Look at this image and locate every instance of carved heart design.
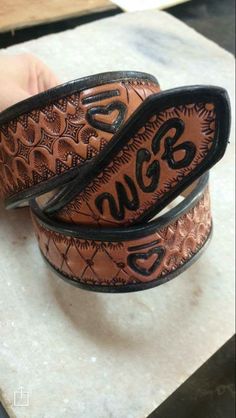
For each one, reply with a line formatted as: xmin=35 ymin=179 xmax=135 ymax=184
xmin=128 ymin=246 xmax=165 ymax=276
xmin=86 ymin=101 xmax=127 ymax=134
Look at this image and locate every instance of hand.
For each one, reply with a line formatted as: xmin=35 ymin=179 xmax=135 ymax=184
xmin=0 ymin=53 xmax=59 ymax=112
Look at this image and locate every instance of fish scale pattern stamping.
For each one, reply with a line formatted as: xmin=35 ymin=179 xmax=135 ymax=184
xmin=0 ymin=80 xmax=159 ymax=200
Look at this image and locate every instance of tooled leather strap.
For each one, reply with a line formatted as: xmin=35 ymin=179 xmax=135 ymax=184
xmin=43 ymin=86 xmax=230 ymax=226
xmin=0 ymin=71 xmax=160 ymax=208
xmin=0 ymin=73 xmax=231 ymax=293
xmin=31 ymin=174 xmax=212 ymax=292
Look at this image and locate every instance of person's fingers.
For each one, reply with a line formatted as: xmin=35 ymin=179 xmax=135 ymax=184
xmin=0 ymin=84 xmax=29 ymax=112
xmin=25 ymin=53 xmax=60 ymax=95
xmin=0 ymin=53 xmax=60 ymax=111
xmin=0 ymin=54 xmax=30 ymax=94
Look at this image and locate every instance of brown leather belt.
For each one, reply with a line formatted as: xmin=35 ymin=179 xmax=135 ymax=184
xmin=0 ymin=71 xmax=231 ymax=293
xmin=0 ymin=72 xmax=160 ymax=208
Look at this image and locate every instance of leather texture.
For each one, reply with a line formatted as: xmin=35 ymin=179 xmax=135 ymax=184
xmin=54 ymin=97 xmax=219 ymax=226
xmin=0 ymin=73 xmax=159 ymax=207
xmin=31 ymin=179 xmax=212 ymax=292
xmin=0 ymin=71 xmax=231 ymax=293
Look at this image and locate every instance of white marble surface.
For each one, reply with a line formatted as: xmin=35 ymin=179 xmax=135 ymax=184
xmin=0 ymin=10 xmax=235 ymax=418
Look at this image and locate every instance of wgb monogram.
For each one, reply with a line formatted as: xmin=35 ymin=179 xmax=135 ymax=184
xmin=95 ymin=117 xmax=196 ymax=221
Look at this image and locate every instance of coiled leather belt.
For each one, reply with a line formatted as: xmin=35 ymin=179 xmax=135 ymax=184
xmin=0 ymin=71 xmax=231 ymax=292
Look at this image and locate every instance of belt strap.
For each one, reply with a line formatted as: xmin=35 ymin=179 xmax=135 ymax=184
xmin=0 ymin=72 xmax=231 ymax=293
xmin=0 ymin=71 xmax=159 ymax=208
xmin=31 ymin=174 xmax=212 ymax=292
xmin=43 ymin=86 xmax=230 ymax=226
